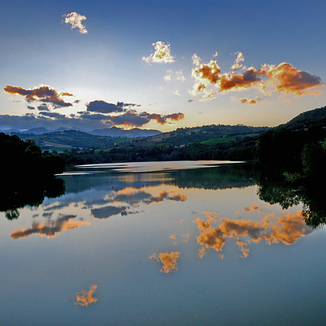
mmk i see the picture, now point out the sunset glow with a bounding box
[1,0,325,132]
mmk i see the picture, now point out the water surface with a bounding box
[1,161,325,325]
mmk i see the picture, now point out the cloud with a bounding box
[176,70,186,82]
[240,96,261,105]
[174,90,180,96]
[108,111,184,127]
[11,214,90,239]
[37,104,50,111]
[63,12,88,34]
[150,251,180,273]
[263,62,323,96]
[231,52,245,71]
[87,100,124,114]
[142,41,175,64]
[163,69,185,82]
[75,285,97,307]
[164,69,173,81]
[192,53,201,66]
[117,102,141,108]
[4,85,73,108]
[190,54,323,101]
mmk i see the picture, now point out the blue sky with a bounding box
[1,0,325,132]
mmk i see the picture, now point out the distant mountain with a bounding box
[26,127,51,134]
[90,127,162,138]
[279,105,326,130]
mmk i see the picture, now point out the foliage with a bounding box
[0,132,65,177]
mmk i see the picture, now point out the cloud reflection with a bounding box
[195,210,316,258]
[75,285,97,307]
[150,252,180,273]
[11,214,90,240]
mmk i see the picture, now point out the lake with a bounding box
[1,161,325,325]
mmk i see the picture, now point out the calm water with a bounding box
[1,161,325,325]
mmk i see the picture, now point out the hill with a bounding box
[11,129,130,150]
[279,105,326,130]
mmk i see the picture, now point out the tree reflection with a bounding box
[1,177,65,220]
[257,171,326,228]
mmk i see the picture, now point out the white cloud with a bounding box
[63,12,88,34]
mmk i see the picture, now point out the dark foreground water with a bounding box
[1,161,325,325]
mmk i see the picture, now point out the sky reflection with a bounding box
[1,163,325,325]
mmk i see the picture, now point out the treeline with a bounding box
[60,135,258,165]
[256,125,326,184]
[0,132,65,178]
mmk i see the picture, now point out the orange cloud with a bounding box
[150,251,180,273]
[4,85,73,108]
[190,54,323,101]
[63,12,88,34]
[142,41,175,64]
[240,96,261,105]
[11,215,90,239]
[169,234,176,240]
[264,62,323,96]
[75,285,97,307]
[179,219,184,224]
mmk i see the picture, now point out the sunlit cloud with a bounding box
[240,96,261,105]
[142,41,175,64]
[263,62,323,97]
[164,69,173,81]
[192,53,201,66]
[75,285,97,307]
[11,215,90,239]
[179,219,184,224]
[190,53,323,101]
[150,251,180,273]
[4,85,73,108]
[174,90,180,96]
[231,52,245,71]
[0,109,184,131]
[63,12,88,34]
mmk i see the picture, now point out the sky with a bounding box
[1,0,326,132]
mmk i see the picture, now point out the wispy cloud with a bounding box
[63,12,88,34]
[142,41,175,64]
